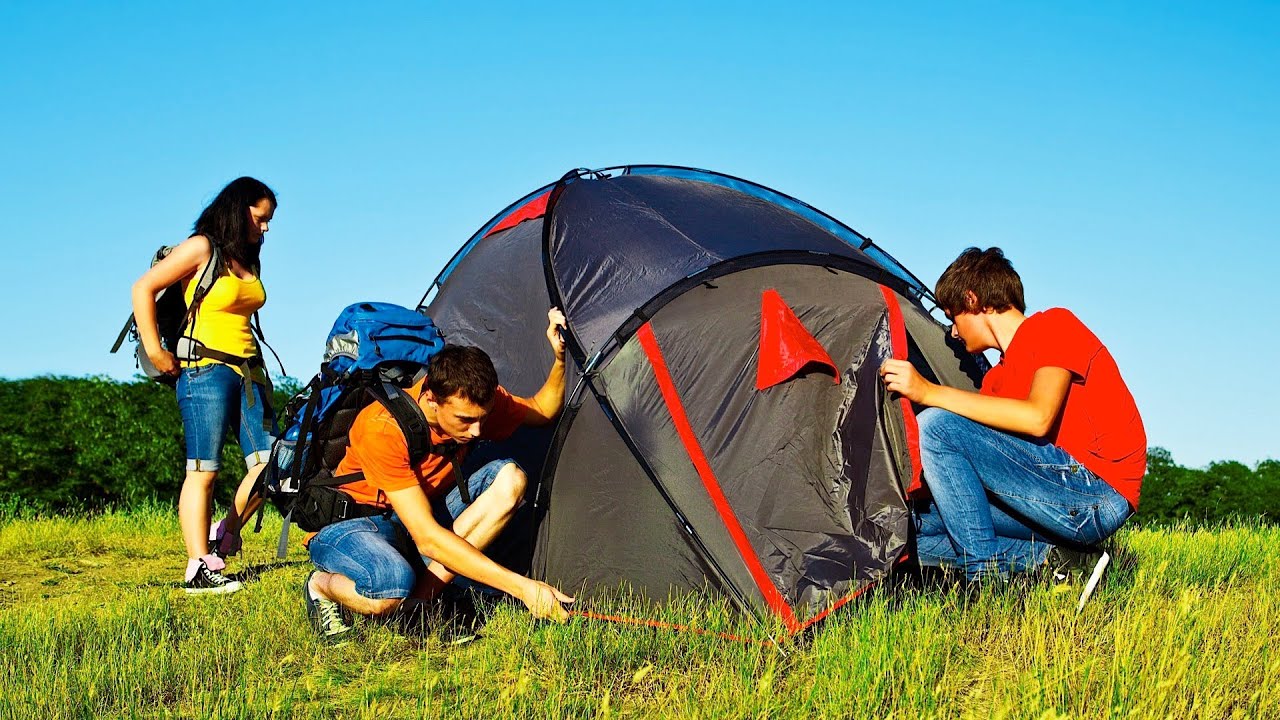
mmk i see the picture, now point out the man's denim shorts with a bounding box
[176,362,277,472]
[307,459,519,600]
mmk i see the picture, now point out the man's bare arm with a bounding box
[524,307,567,426]
[881,360,1072,438]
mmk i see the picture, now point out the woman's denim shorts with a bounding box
[176,362,277,472]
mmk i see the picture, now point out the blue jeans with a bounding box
[913,408,1132,581]
[307,459,517,599]
[176,363,277,471]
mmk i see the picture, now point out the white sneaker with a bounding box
[1075,551,1111,612]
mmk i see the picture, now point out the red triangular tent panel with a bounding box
[756,289,839,390]
[483,190,550,238]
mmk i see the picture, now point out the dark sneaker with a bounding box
[304,571,354,645]
[1044,547,1111,611]
[184,560,243,595]
[436,586,482,646]
[439,621,479,646]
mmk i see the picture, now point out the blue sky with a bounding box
[1,2,1275,468]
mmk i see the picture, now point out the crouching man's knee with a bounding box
[493,462,527,509]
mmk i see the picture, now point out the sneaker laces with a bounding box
[319,598,351,633]
[199,565,234,586]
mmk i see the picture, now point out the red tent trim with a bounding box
[637,322,802,633]
[877,286,923,495]
[797,552,910,631]
[798,582,874,631]
[483,190,551,238]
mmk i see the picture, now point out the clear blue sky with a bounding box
[1,2,1275,469]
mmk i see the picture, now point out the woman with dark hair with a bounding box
[131,176,280,594]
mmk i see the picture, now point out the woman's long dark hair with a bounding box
[191,177,276,273]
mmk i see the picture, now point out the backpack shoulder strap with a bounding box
[365,382,433,465]
[181,240,222,334]
[110,243,188,354]
[367,380,474,505]
[367,380,476,500]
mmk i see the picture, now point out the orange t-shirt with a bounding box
[981,308,1147,508]
[333,378,535,508]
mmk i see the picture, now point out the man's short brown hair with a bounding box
[935,247,1026,315]
[427,345,498,406]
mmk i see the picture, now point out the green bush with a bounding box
[0,375,300,513]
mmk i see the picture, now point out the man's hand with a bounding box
[546,307,567,362]
[879,359,934,404]
[520,578,575,623]
[524,308,570,427]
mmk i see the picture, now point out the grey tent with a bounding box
[420,166,983,633]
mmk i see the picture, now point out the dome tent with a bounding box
[419,165,984,634]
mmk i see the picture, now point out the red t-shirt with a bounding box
[981,308,1147,507]
[333,378,534,508]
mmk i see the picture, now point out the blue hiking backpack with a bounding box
[256,302,448,557]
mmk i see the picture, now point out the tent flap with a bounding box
[756,288,840,391]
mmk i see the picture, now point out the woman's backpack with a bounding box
[255,302,447,557]
[110,242,285,385]
[110,244,223,383]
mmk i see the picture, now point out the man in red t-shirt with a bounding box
[880,248,1145,596]
[303,309,575,642]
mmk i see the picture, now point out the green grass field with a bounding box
[1,508,1276,719]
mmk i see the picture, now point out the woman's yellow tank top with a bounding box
[181,260,267,382]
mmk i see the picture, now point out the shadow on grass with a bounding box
[379,587,511,647]
[1107,544,1140,582]
[226,559,310,584]
[143,560,309,591]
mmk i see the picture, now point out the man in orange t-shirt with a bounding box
[303,309,575,642]
[880,248,1145,593]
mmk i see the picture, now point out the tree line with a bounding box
[0,375,1275,524]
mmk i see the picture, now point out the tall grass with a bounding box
[0,510,1276,719]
